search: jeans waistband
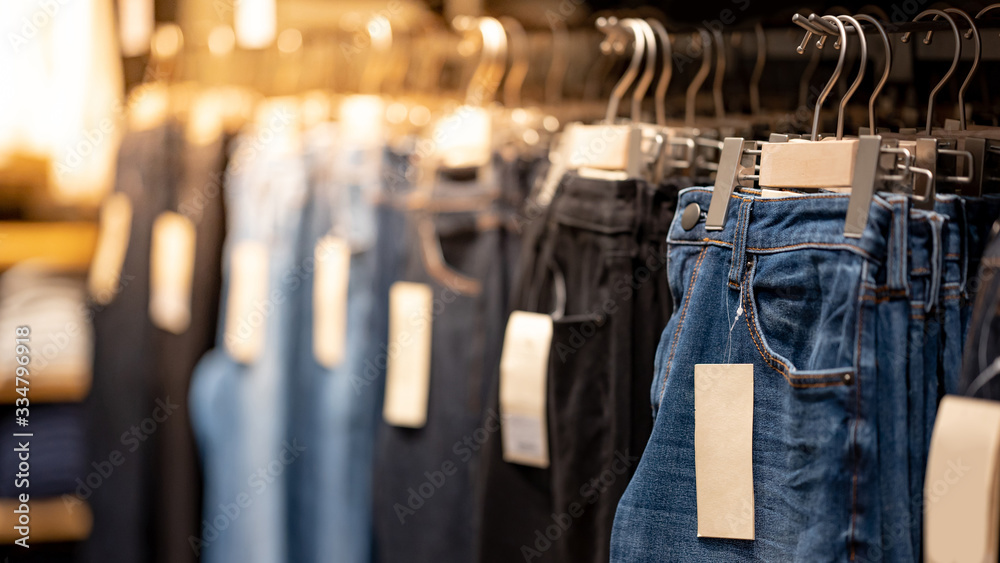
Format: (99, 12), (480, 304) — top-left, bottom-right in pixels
(909, 209), (945, 312)
(881, 194), (910, 293)
(669, 189), (892, 285)
(934, 195), (967, 292)
(551, 172), (641, 235)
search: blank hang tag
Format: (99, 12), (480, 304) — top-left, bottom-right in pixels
(149, 212), (196, 335)
(313, 236), (351, 368)
(224, 241), (270, 364)
(925, 396), (1000, 563)
(88, 193), (132, 306)
(383, 282), (434, 428)
(694, 364), (755, 540)
(118, 0), (153, 57)
(499, 311), (553, 468)
(234, 0), (276, 49)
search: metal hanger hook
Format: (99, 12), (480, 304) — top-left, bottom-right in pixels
(499, 17), (528, 108)
(853, 14), (892, 133)
(900, 10), (960, 135)
(685, 28), (712, 126)
(646, 19), (672, 126)
(597, 16), (644, 123)
(835, 15), (866, 140)
(628, 19), (657, 122)
(749, 22), (766, 116)
(809, 15), (848, 141)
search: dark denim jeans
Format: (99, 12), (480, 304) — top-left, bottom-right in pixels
(477, 173), (678, 563)
(613, 187), (894, 562)
(372, 174), (502, 563)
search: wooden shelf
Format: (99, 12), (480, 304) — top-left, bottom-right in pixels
(0, 222), (97, 272)
(0, 496), (92, 544)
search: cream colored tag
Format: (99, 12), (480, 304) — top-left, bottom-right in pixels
(88, 193), (133, 305)
(224, 242), (269, 364)
(234, 0), (276, 49)
(499, 311), (553, 468)
(119, 0), (154, 57)
(383, 282), (433, 428)
(339, 95), (385, 148)
(313, 236), (351, 368)
(925, 395), (1000, 563)
(149, 212), (196, 335)
(434, 106), (492, 169)
(694, 363), (755, 540)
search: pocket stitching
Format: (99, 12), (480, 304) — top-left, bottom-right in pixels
(742, 257), (855, 387)
(657, 246), (707, 404)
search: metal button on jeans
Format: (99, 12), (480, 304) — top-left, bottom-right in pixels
(681, 203), (701, 230)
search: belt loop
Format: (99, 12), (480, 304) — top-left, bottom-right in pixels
(927, 213), (944, 313)
(727, 196), (754, 289)
(959, 198), (970, 297)
(888, 198), (909, 294)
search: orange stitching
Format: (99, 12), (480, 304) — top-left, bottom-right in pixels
(658, 247), (707, 404)
(741, 277), (790, 376)
(912, 268), (930, 274)
(746, 242), (876, 262)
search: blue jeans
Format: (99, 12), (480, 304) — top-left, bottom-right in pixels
(613, 187), (893, 562)
(904, 207), (945, 562)
(286, 125), (381, 563)
(189, 131), (310, 563)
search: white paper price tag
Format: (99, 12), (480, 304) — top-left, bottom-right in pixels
(313, 236), (351, 368)
(694, 363), (755, 540)
(500, 311), (553, 468)
(224, 241), (269, 364)
(149, 212), (196, 335)
(88, 193), (132, 305)
(383, 282), (433, 428)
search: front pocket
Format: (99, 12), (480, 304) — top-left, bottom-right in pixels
(742, 251), (861, 387)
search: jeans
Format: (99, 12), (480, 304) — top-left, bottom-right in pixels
(477, 173), (677, 563)
(903, 207), (944, 562)
(189, 129), (310, 563)
(286, 124), (381, 563)
(612, 187), (894, 562)
(372, 173), (501, 563)
(871, 194), (914, 563)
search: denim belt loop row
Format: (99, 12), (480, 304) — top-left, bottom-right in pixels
(727, 196), (754, 290)
(927, 213), (945, 313)
(885, 197), (911, 295)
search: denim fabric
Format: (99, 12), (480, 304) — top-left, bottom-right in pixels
(961, 195), (1000, 331)
(902, 208), (944, 562)
(477, 173), (676, 563)
(286, 124), (381, 563)
(372, 172), (501, 563)
(0, 404), (85, 497)
(83, 124), (177, 563)
(932, 196), (965, 397)
(870, 194), (913, 563)
(613, 187), (893, 562)
(189, 129), (309, 563)
(961, 223), (1000, 399)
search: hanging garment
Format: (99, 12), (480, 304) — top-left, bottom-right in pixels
(286, 122), (381, 563)
(476, 172), (684, 563)
(372, 168), (503, 563)
(611, 187), (896, 562)
(188, 120), (309, 563)
(82, 123), (177, 563)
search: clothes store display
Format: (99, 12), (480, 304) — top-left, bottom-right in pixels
(373, 167), (506, 563)
(476, 172), (691, 563)
(83, 121), (228, 563)
(287, 123), (382, 563)
(189, 113), (308, 563)
(13, 4), (1000, 561)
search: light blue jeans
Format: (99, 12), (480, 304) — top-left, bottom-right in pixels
(287, 124), (381, 563)
(189, 130), (309, 563)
